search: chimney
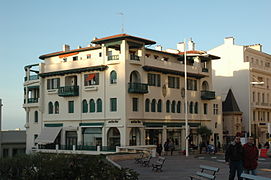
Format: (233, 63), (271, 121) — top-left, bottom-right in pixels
(188, 38), (195, 51)
(92, 37), (98, 47)
(77, 45), (82, 49)
(224, 37), (235, 45)
(155, 45), (163, 51)
(63, 44), (70, 52)
(177, 42), (185, 52)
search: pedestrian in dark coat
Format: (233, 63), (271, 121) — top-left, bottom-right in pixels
(225, 136), (244, 180)
(243, 137), (258, 175)
(156, 143), (163, 156)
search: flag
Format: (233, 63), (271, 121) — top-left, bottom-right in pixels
(86, 74), (95, 81)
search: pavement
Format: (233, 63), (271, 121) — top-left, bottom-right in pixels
(117, 153), (271, 180)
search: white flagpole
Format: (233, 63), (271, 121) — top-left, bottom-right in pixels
(184, 39), (188, 157)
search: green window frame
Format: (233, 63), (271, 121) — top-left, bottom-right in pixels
(90, 99), (95, 113)
(166, 100), (170, 113)
(145, 99), (150, 112)
(151, 99), (156, 112)
(55, 101), (59, 114)
(132, 98), (138, 112)
(34, 111), (38, 122)
(82, 100), (88, 113)
(48, 102), (53, 114)
(110, 70), (117, 84)
(157, 99), (162, 112)
(97, 98), (102, 112)
(110, 98), (117, 112)
(68, 101), (74, 113)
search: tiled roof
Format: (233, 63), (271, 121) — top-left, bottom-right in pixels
(222, 89), (242, 112)
(91, 33), (156, 45)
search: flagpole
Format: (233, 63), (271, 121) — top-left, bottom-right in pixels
(184, 39), (188, 157)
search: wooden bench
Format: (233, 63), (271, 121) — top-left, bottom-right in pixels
(241, 173), (271, 180)
(141, 155), (152, 167)
(135, 152), (144, 164)
(152, 157), (165, 172)
(190, 165), (219, 180)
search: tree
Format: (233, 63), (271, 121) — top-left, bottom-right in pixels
(197, 125), (213, 145)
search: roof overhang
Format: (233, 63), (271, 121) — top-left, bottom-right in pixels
(35, 127), (62, 144)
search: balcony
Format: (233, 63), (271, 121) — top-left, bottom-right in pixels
(201, 90), (216, 100)
(27, 98), (39, 103)
(108, 55), (119, 61)
(24, 75), (39, 81)
(58, 86), (79, 97)
(202, 68), (209, 73)
(128, 83), (148, 94)
(130, 54), (140, 61)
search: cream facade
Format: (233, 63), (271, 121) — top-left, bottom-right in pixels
(209, 37), (271, 144)
(24, 34), (222, 153)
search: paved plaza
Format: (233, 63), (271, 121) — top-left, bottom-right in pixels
(117, 153), (271, 180)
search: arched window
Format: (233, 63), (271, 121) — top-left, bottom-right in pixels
(157, 99), (162, 112)
(55, 101), (59, 114)
(97, 99), (102, 112)
(151, 99), (156, 112)
(82, 100), (88, 113)
(48, 102), (53, 114)
(189, 102), (194, 114)
(130, 71), (141, 83)
(34, 111), (38, 122)
(177, 101), (181, 113)
(171, 101), (176, 113)
(89, 99), (95, 113)
(194, 102), (198, 114)
(202, 81), (209, 91)
(145, 99), (150, 112)
(110, 70), (117, 84)
(166, 100), (170, 113)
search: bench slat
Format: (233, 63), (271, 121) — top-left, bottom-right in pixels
(196, 172), (215, 180)
(200, 165), (219, 172)
(241, 173), (271, 180)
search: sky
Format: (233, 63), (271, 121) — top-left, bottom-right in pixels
(0, 0), (270, 130)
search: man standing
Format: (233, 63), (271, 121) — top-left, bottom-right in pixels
(225, 136), (244, 180)
(243, 137), (258, 175)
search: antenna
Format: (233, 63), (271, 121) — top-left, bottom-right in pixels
(117, 12), (124, 33)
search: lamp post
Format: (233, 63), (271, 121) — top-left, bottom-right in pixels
(184, 40), (188, 157)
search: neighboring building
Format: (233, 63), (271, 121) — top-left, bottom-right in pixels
(222, 89), (243, 143)
(24, 34), (222, 154)
(0, 130), (26, 158)
(209, 37), (271, 144)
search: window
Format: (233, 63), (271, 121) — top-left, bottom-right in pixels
(204, 103), (208, 114)
(213, 104), (218, 115)
(145, 99), (150, 112)
(3, 148), (9, 158)
(87, 54), (91, 59)
(63, 58), (67, 62)
(34, 111), (38, 123)
(252, 92), (255, 102)
(110, 71), (117, 84)
(89, 99), (95, 113)
(110, 98), (117, 112)
(194, 102), (198, 114)
(47, 78), (60, 90)
(48, 102), (53, 114)
(171, 101), (176, 113)
(68, 101), (74, 113)
(151, 99), (156, 112)
(97, 99), (102, 112)
(189, 102), (193, 114)
(157, 99), (162, 112)
(177, 101), (181, 113)
(187, 79), (197, 91)
(34, 134), (38, 145)
(148, 73), (161, 87)
(253, 111), (256, 121)
(82, 100), (88, 113)
(84, 73), (99, 86)
(55, 101), (59, 114)
(132, 98), (138, 112)
(73, 56), (78, 61)
(166, 100), (170, 113)
(168, 76), (180, 89)
(99, 52), (102, 57)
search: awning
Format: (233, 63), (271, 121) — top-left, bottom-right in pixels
(35, 127), (62, 144)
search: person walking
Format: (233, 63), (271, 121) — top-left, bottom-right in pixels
(243, 137), (258, 175)
(163, 139), (169, 156)
(225, 136), (244, 180)
(168, 139), (175, 156)
(156, 143), (163, 156)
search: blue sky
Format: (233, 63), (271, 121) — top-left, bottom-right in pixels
(0, 0), (270, 130)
